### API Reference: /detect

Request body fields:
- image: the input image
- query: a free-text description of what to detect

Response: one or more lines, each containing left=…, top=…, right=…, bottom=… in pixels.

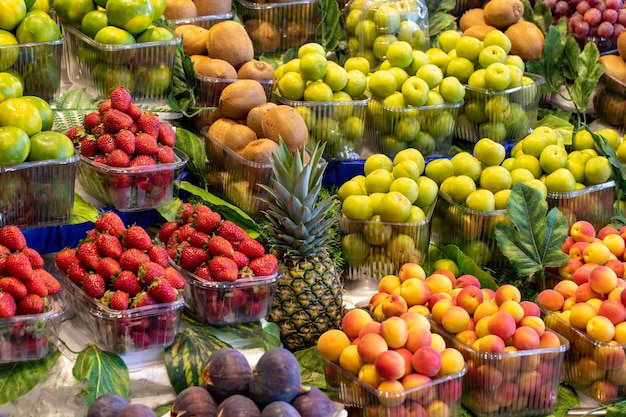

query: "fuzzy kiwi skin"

left=206, top=20, right=254, bottom=69
left=219, top=79, right=268, bottom=120
left=261, top=105, right=309, bottom=152
left=247, top=102, right=278, bottom=138
left=240, top=138, right=280, bottom=163
left=164, top=0, right=198, bottom=20
left=237, top=60, right=276, bottom=81
left=483, top=0, right=524, bottom=29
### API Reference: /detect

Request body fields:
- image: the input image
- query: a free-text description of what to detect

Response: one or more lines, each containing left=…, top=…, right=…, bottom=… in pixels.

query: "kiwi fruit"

left=483, top=0, right=524, bottom=29
left=164, top=0, right=198, bottom=20
left=247, top=102, right=278, bottom=138
left=175, top=24, right=209, bottom=56
left=206, top=20, right=255, bottom=69
left=219, top=79, right=269, bottom=120
left=193, top=0, right=232, bottom=16
left=282, top=22, right=309, bottom=49
left=463, top=24, right=499, bottom=40
left=194, top=57, right=238, bottom=79
left=459, top=8, right=486, bottom=32
left=221, top=123, right=258, bottom=153
left=505, top=21, right=544, bottom=61
left=618, top=31, right=626, bottom=60
left=208, top=118, right=238, bottom=143
left=240, top=139, right=280, bottom=164
left=245, top=19, right=280, bottom=54
left=261, top=105, right=309, bottom=152
left=237, top=59, right=276, bottom=81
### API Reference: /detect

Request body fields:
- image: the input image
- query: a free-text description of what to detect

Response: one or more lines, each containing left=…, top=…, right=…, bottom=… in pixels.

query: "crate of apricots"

left=538, top=219, right=626, bottom=404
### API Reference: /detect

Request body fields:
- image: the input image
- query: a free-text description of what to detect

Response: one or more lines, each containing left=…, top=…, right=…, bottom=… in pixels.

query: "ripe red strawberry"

left=6, top=252, right=34, bottom=280
left=138, top=261, right=166, bottom=286
left=103, top=109, right=133, bottom=133
left=208, top=256, right=238, bottom=282
left=132, top=290, right=156, bottom=308
left=0, top=225, right=27, bottom=251
left=96, top=257, right=121, bottom=282
left=0, top=277, right=27, bottom=299
left=17, top=293, right=44, bottom=315
left=80, top=137, right=98, bottom=158
left=0, top=257, right=6, bottom=277
left=194, top=211, right=222, bottom=234
left=179, top=245, right=210, bottom=272
left=107, top=149, right=131, bottom=167
left=36, top=269, right=61, bottom=296
left=176, top=202, right=194, bottom=224
left=194, top=265, right=212, bottom=281
left=177, top=223, right=196, bottom=243
left=158, top=221, right=179, bottom=244
left=99, top=99, right=112, bottom=115
left=126, top=104, right=141, bottom=121
left=95, top=233, right=123, bottom=259
left=0, top=244, right=9, bottom=255
left=95, top=211, right=126, bottom=238
left=94, top=154, right=107, bottom=164
left=109, top=87, right=132, bottom=112
left=157, top=122, right=176, bottom=147
left=246, top=300, right=264, bottom=317
left=229, top=288, right=247, bottom=309
left=238, top=237, right=265, bottom=259
left=67, top=261, right=88, bottom=284
left=218, top=220, right=247, bottom=243
left=156, top=145, right=175, bottom=163
left=135, top=132, right=159, bottom=155
left=76, top=241, right=101, bottom=271
left=249, top=254, right=278, bottom=277
left=23, top=273, right=48, bottom=297
left=206, top=299, right=224, bottom=322
left=0, top=292, right=16, bottom=318
left=86, top=229, right=99, bottom=241
left=55, top=248, right=77, bottom=272
left=83, top=112, right=102, bottom=130
left=166, top=241, right=179, bottom=261
left=109, top=290, right=130, bottom=310
left=208, top=236, right=234, bottom=257
left=123, top=225, right=152, bottom=250
left=250, top=284, right=271, bottom=302
left=66, top=125, right=85, bottom=143
left=188, top=231, right=209, bottom=248
left=164, top=267, right=185, bottom=289
left=113, top=270, right=142, bottom=296
left=130, top=154, right=157, bottom=167
left=137, top=112, right=160, bottom=136
left=82, top=273, right=106, bottom=298
left=22, top=247, right=44, bottom=269
left=148, top=277, right=178, bottom=303
left=114, top=129, right=136, bottom=155
left=147, top=244, right=169, bottom=268
left=119, top=248, right=150, bottom=273
left=232, top=251, right=249, bottom=269
left=96, top=132, right=116, bottom=154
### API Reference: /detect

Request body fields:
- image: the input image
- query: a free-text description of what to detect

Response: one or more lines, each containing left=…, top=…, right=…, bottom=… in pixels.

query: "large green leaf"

left=174, top=128, right=207, bottom=188
left=200, top=321, right=280, bottom=351
left=549, top=385, right=580, bottom=417
left=294, top=347, right=327, bottom=390
left=70, top=193, right=99, bottom=224
left=0, top=349, right=61, bottom=404
left=262, top=322, right=282, bottom=351
left=316, top=0, right=344, bottom=53
left=72, top=345, right=129, bottom=407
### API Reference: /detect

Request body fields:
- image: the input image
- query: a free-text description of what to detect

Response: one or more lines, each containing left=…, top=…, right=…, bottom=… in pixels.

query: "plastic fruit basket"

left=234, top=0, right=321, bottom=55
left=168, top=11, right=234, bottom=29
left=322, top=356, right=466, bottom=417
left=0, top=38, right=63, bottom=103
left=455, top=73, right=544, bottom=144
left=195, top=76, right=273, bottom=109
left=546, top=180, right=616, bottom=231
left=54, top=265, right=184, bottom=354
left=431, top=321, right=569, bottom=417
left=429, top=190, right=510, bottom=268
left=0, top=153, right=79, bottom=229
left=76, top=148, right=188, bottom=212
left=366, top=97, right=462, bottom=158
left=0, top=296, right=65, bottom=363
left=274, top=95, right=370, bottom=160
left=61, top=24, right=180, bottom=102
left=169, top=262, right=279, bottom=325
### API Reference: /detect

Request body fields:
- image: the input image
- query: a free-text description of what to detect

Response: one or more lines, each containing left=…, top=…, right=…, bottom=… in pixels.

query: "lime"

left=29, top=0, right=50, bottom=11
left=106, top=0, right=154, bottom=35
left=0, top=98, right=43, bottom=136
left=53, top=0, right=96, bottom=25
left=22, top=96, right=54, bottom=131
left=0, top=30, right=19, bottom=72
left=81, top=10, right=109, bottom=39
left=94, top=26, right=136, bottom=63
left=0, top=126, right=30, bottom=165
left=93, top=63, right=135, bottom=96
left=0, top=0, right=27, bottom=31
left=136, top=26, right=174, bottom=43
left=28, top=131, right=75, bottom=161
left=150, top=0, right=167, bottom=20
left=16, top=11, right=62, bottom=43
left=22, top=62, right=61, bottom=100
left=134, top=62, right=170, bottom=96
left=0, top=71, right=23, bottom=102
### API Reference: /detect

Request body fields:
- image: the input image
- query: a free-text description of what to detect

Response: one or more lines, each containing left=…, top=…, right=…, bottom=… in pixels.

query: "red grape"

left=569, top=13, right=584, bottom=31
left=555, top=0, right=572, bottom=16
left=584, top=7, right=603, bottom=25
left=543, top=0, right=557, bottom=10
left=604, top=8, right=619, bottom=23
left=575, top=20, right=591, bottom=36
left=577, top=0, right=591, bottom=15
left=618, top=9, right=626, bottom=25
left=588, top=0, right=599, bottom=7
left=597, top=2, right=607, bottom=12
left=597, top=20, right=615, bottom=37
left=606, top=0, right=623, bottom=9
left=613, top=22, right=625, bottom=37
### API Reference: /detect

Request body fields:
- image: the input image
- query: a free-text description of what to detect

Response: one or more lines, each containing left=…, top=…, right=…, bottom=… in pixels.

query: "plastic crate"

left=546, top=180, right=616, bottom=231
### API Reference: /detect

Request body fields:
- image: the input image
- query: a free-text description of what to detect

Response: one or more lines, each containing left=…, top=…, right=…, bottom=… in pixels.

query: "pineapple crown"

left=259, top=139, right=338, bottom=260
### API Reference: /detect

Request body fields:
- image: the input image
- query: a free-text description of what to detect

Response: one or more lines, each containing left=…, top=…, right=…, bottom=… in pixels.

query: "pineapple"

left=259, top=140, right=344, bottom=351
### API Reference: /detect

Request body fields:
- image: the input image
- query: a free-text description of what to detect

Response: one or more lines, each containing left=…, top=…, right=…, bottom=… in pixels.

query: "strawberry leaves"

left=0, top=349, right=61, bottom=405
left=73, top=344, right=129, bottom=407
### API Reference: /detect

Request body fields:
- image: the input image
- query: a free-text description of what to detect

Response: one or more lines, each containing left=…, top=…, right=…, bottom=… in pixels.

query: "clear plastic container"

left=546, top=180, right=616, bottom=231
left=168, top=11, right=234, bottom=29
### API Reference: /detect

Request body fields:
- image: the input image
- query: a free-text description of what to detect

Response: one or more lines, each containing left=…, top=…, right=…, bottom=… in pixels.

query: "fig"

left=249, top=347, right=303, bottom=408
left=216, top=394, right=261, bottom=417
left=202, top=347, right=252, bottom=403
left=171, top=386, right=218, bottom=417
left=116, top=404, right=157, bottom=417
left=261, top=401, right=301, bottom=417
left=87, top=393, right=129, bottom=417
left=291, top=387, right=343, bottom=417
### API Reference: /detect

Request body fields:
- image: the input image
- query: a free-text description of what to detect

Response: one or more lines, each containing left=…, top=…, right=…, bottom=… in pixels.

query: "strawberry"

left=109, top=87, right=132, bottom=112
left=96, top=132, right=116, bottom=154
left=114, top=129, right=136, bottom=155
left=95, top=233, right=123, bottom=259
left=137, top=112, right=160, bottom=137
left=132, top=290, right=156, bottom=308
left=249, top=254, right=278, bottom=277
left=179, top=245, right=210, bottom=272
left=119, top=248, right=150, bottom=273
left=109, top=290, right=130, bottom=310
left=0, top=277, right=27, bottom=299
left=0, top=256, right=6, bottom=277
left=80, top=138, right=98, bottom=158
left=123, top=225, right=153, bottom=250
left=177, top=223, right=196, bottom=243
left=147, top=244, right=169, bottom=268
left=96, top=257, right=121, bottom=282
left=137, top=261, right=166, bottom=287
left=55, top=248, right=77, bottom=272
left=135, top=132, right=159, bottom=155
left=99, top=99, right=112, bottom=115
left=82, top=273, right=106, bottom=298
left=194, top=265, right=212, bottom=281
left=238, top=237, right=265, bottom=259
left=76, top=241, right=100, bottom=271
left=94, top=154, right=107, bottom=164
left=246, top=300, right=264, bottom=317
left=66, top=125, right=85, bottom=143
left=0, top=225, right=27, bottom=251
left=0, top=292, right=16, bottom=318
left=17, top=294, right=44, bottom=315
left=95, top=212, right=126, bottom=238
left=107, top=149, right=131, bottom=167
left=229, top=288, right=247, bottom=309
left=113, top=270, right=142, bottom=296
left=22, top=247, right=44, bottom=269
left=5, top=252, right=34, bottom=281
left=158, top=221, right=179, bottom=244
left=206, top=299, right=224, bottom=322
left=194, top=211, right=222, bottom=234
left=148, top=277, right=178, bottom=303
left=164, top=266, right=185, bottom=289
left=208, top=256, right=239, bottom=282
left=103, top=108, right=133, bottom=133
left=218, top=220, right=247, bottom=243
left=127, top=103, right=143, bottom=120
left=67, top=261, right=88, bottom=284
left=157, top=122, right=176, bottom=147
left=189, top=231, right=209, bottom=248
left=86, top=229, right=99, bottom=241
left=130, top=154, right=157, bottom=167
left=83, top=112, right=102, bottom=131
left=232, top=251, right=249, bottom=269
left=250, top=285, right=271, bottom=302
left=166, top=241, right=179, bottom=262
left=156, top=145, right=175, bottom=163
left=208, top=235, right=234, bottom=257
left=23, top=273, right=48, bottom=297
left=38, top=269, right=61, bottom=296
left=176, top=202, right=195, bottom=224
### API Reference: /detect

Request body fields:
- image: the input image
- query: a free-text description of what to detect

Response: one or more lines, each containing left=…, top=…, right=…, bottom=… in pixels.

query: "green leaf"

left=262, top=322, right=282, bottom=350
left=72, top=345, right=129, bottom=407
left=167, top=42, right=214, bottom=118
left=590, top=129, right=626, bottom=197
left=0, top=349, right=61, bottom=404
left=174, top=127, right=207, bottom=188
left=549, top=385, right=580, bottom=417
left=570, top=41, right=604, bottom=118
left=294, top=347, right=327, bottom=390
left=315, top=0, right=343, bottom=52
left=440, top=245, right=499, bottom=290
left=200, top=321, right=269, bottom=350
left=164, top=323, right=231, bottom=394
left=495, top=182, right=569, bottom=279
left=24, top=0, right=36, bottom=9
left=70, top=193, right=99, bottom=224
left=521, top=0, right=536, bottom=23
left=607, top=400, right=626, bottom=417
left=427, top=0, right=457, bottom=42
left=537, top=114, right=575, bottom=146
left=153, top=403, right=174, bottom=416
left=157, top=196, right=184, bottom=223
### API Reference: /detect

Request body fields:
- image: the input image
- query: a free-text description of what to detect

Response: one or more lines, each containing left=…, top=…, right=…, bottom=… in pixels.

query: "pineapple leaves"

left=72, top=345, right=129, bottom=407
left=0, top=349, right=61, bottom=405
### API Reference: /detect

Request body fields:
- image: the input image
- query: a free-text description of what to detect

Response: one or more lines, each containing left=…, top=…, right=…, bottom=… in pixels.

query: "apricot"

left=341, top=308, right=374, bottom=339
left=380, top=316, right=409, bottom=349
left=317, top=329, right=351, bottom=363
left=441, top=305, right=471, bottom=334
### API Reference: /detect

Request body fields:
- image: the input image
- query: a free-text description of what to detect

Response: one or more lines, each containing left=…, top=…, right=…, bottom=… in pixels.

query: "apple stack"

left=316, top=309, right=467, bottom=417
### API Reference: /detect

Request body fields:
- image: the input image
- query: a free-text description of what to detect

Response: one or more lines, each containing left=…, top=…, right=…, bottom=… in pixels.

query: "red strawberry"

left=229, top=288, right=247, bottom=309
left=246, top=300, right=264, bottom=317
left=17, top=294, right=44, bottom=315
left=6, top=252, right=34, bottom=280
left=107, top=149, right=131, bottom=167
left=76, top=241, right=101, bottom=271
left=95, top=212, right=126, bottom=238
left=0, top=225, right=27, bottom=251
left=166, top=241, right=179, bottom=262
left=119, top=248, right=150, bottom=273
left=232, top=251, right=249, bottom=269
left=194, top=211, right=222, bottom=234
left=66, top=125, right=85, bottom=143
left=99, top=99, right=112, bottom=115
left=96, top=132, right=116, bottom=154
left=82, top=273, right=106, bottom=298
left=148, top=277, right=178, bottom=303
left=137, top=261, right=166, bottom=286
left=0, top=277, right=27, bottom=299
left=22, top=247, right=44, bottom=269
left=23, top=273, right=48, bottom=297
left=194, top=265, right=212, bottom=281
left=0, top=257, right=6, bottom=277
left=0, top=292, right=16, bottom=318
left=137, top=112, right=160, bottom=136
left=135, top=132, right=159, bottom=155
left=249, top=254, right=278, bottom=277
left=109, top=87, right=132, bottom=112
left=156, top=145, right=175, bottom=163
left=0, top=244, right=9, bottom=255
left=83, top=112, right=102, bottom=130
left=132, top=290, right=156, bottom=308
left=67, top=261, right=88, bottom=284
left=103, top=109, right=133, bottom=133
left=109, top=290, right=130, bottom=310
left=92, top=124, right=105, bottom=137
left=37, top=269, right=61, bottom=296
left=148, top=244, right=169, bottom=268
left=176, top=223, right=196, bottom=243
left=176, top=202, right=195, bottom=224
left=157, top=122, right=176, bottom=146
left=179, top=245, right=210, bottom=272
left=188, top=231, right=209, bottom=248
left=94, top=154, right=107, bottom=164
left=250, top=285, right=271, bottom=302
left=164, top=266, right=185, bottom=289
left=123, top=225, right=152, bottom=251
left=208, top=235, right=234, bottom=257
left=208, top=256, right=238, bottom=282
left=218, top=220, right=247, bottom=243
left=113, top=270, right=142, bottom=296
left=114, top=129, right=136, bottom=155
left=158, top=221, right=179, bottom=244
left=206, top=299, right=224, bottom=322
left=96, top=257, right=121, bottom=282
left=80, top=138, right=98, bottom=158
left=95, top=233, right=123, bottom=259
left=86, top=229, right=99, bottom=241
left=238, top=237, right=265, bottom=259
left=55, top=248, right=77, bottom=272
left=130, top=154, right=156, bottom=167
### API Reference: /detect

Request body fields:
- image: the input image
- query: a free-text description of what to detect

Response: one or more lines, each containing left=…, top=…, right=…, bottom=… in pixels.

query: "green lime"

left=0, top=97, right=43, bottom=136
left=0, top=0, right=27, bottom=31
left=0, top=126, right=30, bottom=165
left=81, top=10, right=109, bottom=39
left=93, top=63, right=135, bottom=96
left=106, top=0, right=154, bottom=35
left=28, top=131, right=75, bottom=161
left=0, top=71, right=23, bottom=102
left=22, top=96, right=54, bottom=131
left=53, top=0, right=95, bottom=25
left=0, top=30, right=19, bottom=72
left=136, top=26, right=174, bottom=43
left=16, top=11, right=62, bottom=43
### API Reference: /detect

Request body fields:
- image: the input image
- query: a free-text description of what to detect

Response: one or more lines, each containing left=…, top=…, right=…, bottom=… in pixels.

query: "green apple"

left=383, top=91, right=406, bottom=108
left=501, top=157, right=516, bottom=171
left=374, top=5, right=401, bottom=34
left=596, top=127, right=621, bottom=151
left=425, top=158, right=454, bottom=185
left=369, top=192, right=386, bottom=214
left=324, top=64, right=348, bottom=92
left=395, top=148, right=425, bottom=170
left=479, top=121, right=507, bottom=143
left=343, top=116, right=365, bottom=142
left=473, top=137, right=506, bottom=166
left=277, top=71, right=305, bottom=100
left=405, top=50, right=429, bottom=75
left=616, top=140, right=626, bottom=163
left=478, top=45, right=508, bottom=69
left=345, top=9, right=362, bottom=35
left=510, top=167, right=535, bottom=185
left=388, top=67, right=409, bottom=91
left=532, top=126, right=558, bottom=146
left=437, top=29, right=461, bottom=53
left=484, top=96, right=511, bottom=122
left=294, top=106, right=315, bottom=129
left=338, top=179, right=367, bottom=202
left=311, top=117, right=341, bottom=144
left=439, top=175, right=456, bottom=195
left=467, top=68, right=487, bottom=89
left=451, top=152, right=482, bottom=181
left=373, top=34, right=399, bottom=61
left=343, top=69, right=368, bottom=98
left=416, top=63, right=443, bottom=89
left=343, top=56, right=371, bottom=76
left=298, top=42, right=325, bottom=58
left=390, top=177, right=419, bottom=203
left=380, top=135, right=406, bottom=157
left=394, top=116, right=421, bottom=143
left=507, top=64, right=524, bottom=88
left=519, top=75, right=538, bottom=103
left=426, top=111, right=455, bottom=145
left=363, top=215, right=393, bottom=245
left=425, top=90, right=444, bottom=106
left=505, top=54, right=525, bottom=71
left=415, top=176, right=438, bottom=208
left=479, top=165, right=512, bottom=193
left=397, top=20, right=426, bottom=49
left=466, top=189, right=496, bottom=211
left=401, top=75, right=429, bottom=106
left=353, top=175, right=367, bottom=190
left=355, top=20, right=377, bottom=47
left=406, top=205, right=427, bottom=223
left=364, top=153, right=393, bottom=175
left=368, top=69, right=398, bottom=99
left=357, top=49, right=379, bottom=70
left=342, top=232, right=370, bottom=266
left=544, top=168, right=577, bottom=192
left=512, top=154, right=543, bottom=178
left=464, top=100, right=487, bottom=123
left=412, top=131, right=436, bottom=156
left=448, top=174, right=477, bottom=203
left=484, top=62, right=512, bottom=91
left=342, top=194, right=375, bottom=220
left=386, top=40, right=414, bottom=69
left=454, top=35, right=482, bottom=62
left=566, top=157, right=586, bottom=184
left=539, top=144, right=568, bottom=174
left=494, top=189, right=512, bottom=209
left=521, top=133, right=549, bottom=158
left=425, top=47, right=451, bottom=73
left=446, top=56, right=474, bottom=84
left=392, top=159, right=421, bottom=182
left=299, top=52, right=328, bottom=81
left=506, top=103, right=528, bottom=138
left=483, top=29, right=512, bottom=54
left=439, top=76, right=465, bottom=103
left=584, top=155, right=613, bottom=185
left=379, top=191, right=413, bottom=222
left=523, top=178, right=548, bottom=200
left=303, top=80, right=334, bottom=102
left=572, top=130, right=596, bottom=151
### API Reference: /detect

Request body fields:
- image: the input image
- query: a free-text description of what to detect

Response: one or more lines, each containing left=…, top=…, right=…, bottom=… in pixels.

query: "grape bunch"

left=544, top=0, right=626, bottom=41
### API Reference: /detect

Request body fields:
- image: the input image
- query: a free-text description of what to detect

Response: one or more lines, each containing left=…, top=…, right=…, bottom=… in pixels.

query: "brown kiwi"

left=483, top=0, right=524, bottom=29
left=618, top=31, right=626, bottom=60
left=282, top=21, right=309, bottom=49
left=237, top=59, right=276, bottom=81
left=207, top=118, right=238, bottom=144
left=245, top=19, right=280, bottom=54
left=247, top=102, right=278, bottom=138
left=261, top=105, right=309, bottom=152
left=206, top=20, right=254, bottom=69
left=463, top=24, right=499, bottom=40
left=194, top=57, right=238, bottom=79
left=175, top=24, right=209, bottom=56
left=220, top=123, right=258, bottom=153
left=459, top=8, right=486, bottom=32
left=219, top=79, right=268, bottom=120
left=505, top=21, right=544, bottom=61
left=164, top=0, right=198, bottom=19
left=193, top=0, right=232, bottom=16
left=239, top=138, right=280, bottom=164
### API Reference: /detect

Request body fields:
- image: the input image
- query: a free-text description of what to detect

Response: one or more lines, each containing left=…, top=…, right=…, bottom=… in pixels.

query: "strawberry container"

left=322, top=356, right=466, bottom=417
left=431, top=321, right=569, bottom=417
left=169, top=262, right=279, bottom=326
left=0, top=296, right=65, bottom=363
left=0, top=153, right=79, bottom=229
left=546, top=180, right=616, bottom=231
left=76, top=148, right=188, bottom=212
left=61, top=23, right=180, bottom=103
left=54, top=264, right=184, bottom=354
